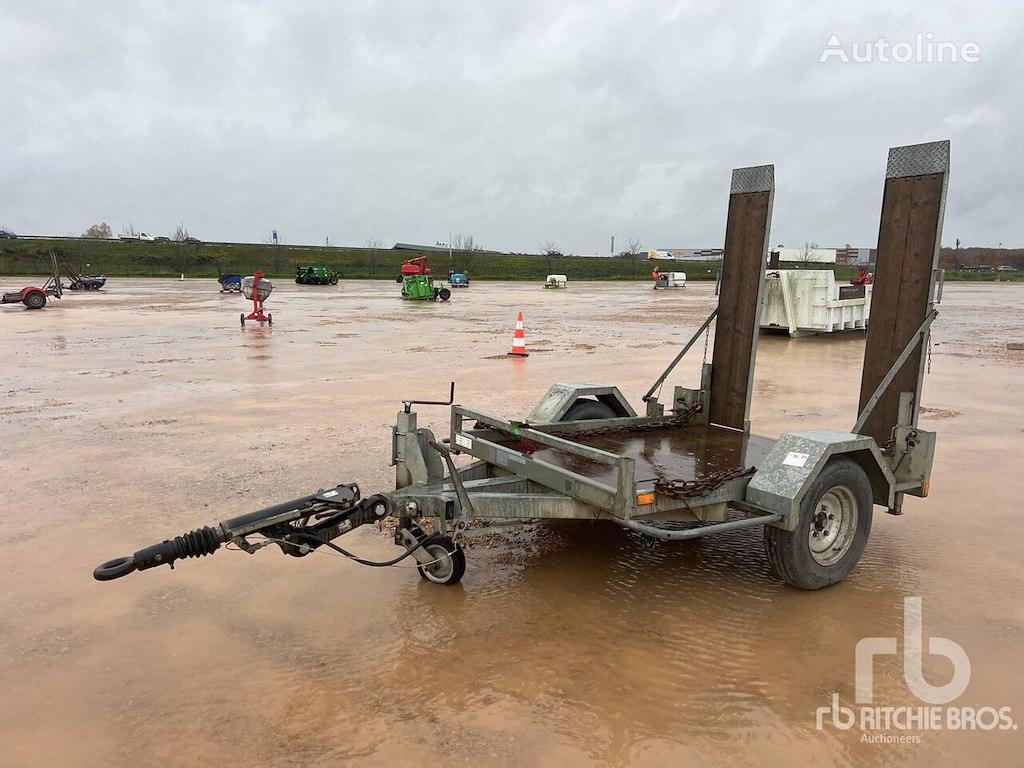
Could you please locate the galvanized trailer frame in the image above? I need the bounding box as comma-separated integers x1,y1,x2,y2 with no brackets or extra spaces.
389,140,949,585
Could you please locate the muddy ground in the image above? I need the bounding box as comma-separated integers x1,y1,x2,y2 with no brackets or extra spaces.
1,278,1022,767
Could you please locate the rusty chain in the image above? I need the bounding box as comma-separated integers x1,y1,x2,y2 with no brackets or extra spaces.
652,466,755,499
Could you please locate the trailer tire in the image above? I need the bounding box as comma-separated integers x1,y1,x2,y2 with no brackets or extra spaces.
240,313,245,326
763,456,872,590
561,399,616,421
438,288,451,301
417,535,466,585
23,290,46,309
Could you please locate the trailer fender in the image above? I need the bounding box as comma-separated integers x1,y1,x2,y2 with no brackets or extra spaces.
746,430,894,531
525,383,637,425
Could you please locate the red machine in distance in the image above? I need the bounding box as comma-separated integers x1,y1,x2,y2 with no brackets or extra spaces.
241,271,273,325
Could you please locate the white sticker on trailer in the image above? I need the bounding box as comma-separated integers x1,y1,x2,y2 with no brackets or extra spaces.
455,434,473,450
783,451,810,468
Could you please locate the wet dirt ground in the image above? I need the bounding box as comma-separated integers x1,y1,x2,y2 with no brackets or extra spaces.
1,278,1022,767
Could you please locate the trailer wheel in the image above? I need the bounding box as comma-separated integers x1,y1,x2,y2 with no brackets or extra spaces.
438,288,451,301
417,535,466,585
23,290,46,309
240,313,245,326
561,399,616,421
763,457,872,590
267,313,273,326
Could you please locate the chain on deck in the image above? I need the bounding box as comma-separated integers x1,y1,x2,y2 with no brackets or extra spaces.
470,401,757,499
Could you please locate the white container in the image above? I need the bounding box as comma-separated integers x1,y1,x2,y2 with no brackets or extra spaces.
544,274,568,289
760,269,871,336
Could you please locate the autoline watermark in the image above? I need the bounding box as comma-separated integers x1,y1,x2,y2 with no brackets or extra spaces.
820,34,981,64
817,597,1016,744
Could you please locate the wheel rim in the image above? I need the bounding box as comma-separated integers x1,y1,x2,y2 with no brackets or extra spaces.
421,543,454,583
808,484,858,566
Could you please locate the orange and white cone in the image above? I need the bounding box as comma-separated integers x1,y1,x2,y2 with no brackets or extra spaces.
509,311,529,357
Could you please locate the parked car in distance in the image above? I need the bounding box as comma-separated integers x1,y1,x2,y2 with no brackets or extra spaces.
118,232,155,242
183,237,202,245
997,265,1017,272
154,236,170,243
0,229,17,239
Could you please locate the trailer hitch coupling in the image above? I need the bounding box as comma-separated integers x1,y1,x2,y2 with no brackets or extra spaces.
93,484,394,581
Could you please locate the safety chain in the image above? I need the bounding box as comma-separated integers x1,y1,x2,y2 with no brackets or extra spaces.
652,466,756,500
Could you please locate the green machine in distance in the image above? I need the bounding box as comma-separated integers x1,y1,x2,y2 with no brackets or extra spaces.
295,266,340,285
397,257,451,301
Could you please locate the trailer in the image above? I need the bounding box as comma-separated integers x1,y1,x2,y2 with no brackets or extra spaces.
2,252,63,309
760,269,874,336
94,141,949,593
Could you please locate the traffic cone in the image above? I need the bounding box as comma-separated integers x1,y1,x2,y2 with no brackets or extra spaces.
509,311,529,357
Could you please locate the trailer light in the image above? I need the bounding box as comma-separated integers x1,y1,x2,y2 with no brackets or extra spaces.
922,481,929,497
636,492,656,506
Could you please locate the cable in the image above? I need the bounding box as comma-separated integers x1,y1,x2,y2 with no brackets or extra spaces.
254,536,457,570
286,530,452,568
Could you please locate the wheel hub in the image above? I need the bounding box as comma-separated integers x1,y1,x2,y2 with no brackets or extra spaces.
808,486,857,566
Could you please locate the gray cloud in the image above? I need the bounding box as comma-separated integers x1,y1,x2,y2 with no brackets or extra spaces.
1,0,1019,251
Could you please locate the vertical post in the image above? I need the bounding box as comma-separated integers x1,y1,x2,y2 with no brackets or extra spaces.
707,164,774,432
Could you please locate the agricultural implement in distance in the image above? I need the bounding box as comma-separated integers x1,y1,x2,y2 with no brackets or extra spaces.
61,259,106,291
398,257,451,301
295,265,340,285
95,141,948,592
2,252,62,309
240,272,272,325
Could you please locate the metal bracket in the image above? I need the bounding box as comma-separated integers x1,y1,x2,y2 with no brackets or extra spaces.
643,308,718,402
429,439,474,535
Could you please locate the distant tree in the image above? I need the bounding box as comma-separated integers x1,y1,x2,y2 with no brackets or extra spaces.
364,238,383,277
121,222,138,237
625,237,644,257
172,223,191,242
796,241,820,263
84,222,112,239
540,240,562,257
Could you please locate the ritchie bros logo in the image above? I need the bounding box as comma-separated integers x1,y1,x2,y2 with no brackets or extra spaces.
817,597,1016,743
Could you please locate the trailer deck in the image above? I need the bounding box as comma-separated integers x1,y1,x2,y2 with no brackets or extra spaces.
493,424,774,490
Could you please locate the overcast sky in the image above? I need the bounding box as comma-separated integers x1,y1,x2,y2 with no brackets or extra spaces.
1,0,1018,252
